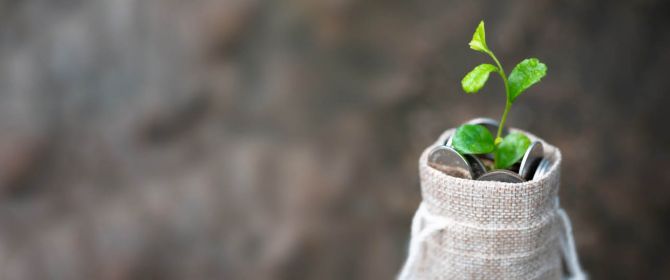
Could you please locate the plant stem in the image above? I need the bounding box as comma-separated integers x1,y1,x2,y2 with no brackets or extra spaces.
486,50,511,142
497,101,511,142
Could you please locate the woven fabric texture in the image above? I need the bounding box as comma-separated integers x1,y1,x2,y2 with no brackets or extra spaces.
401,128,564,279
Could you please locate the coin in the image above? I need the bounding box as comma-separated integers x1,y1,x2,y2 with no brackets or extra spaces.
445,118,507,159
445,135,453,147
532,158,551,180
519,141,544,180
465,117,509,138
427,146,473,179
477,170,526,183
479,157,495,171
465,118,508,160
465,154,487,179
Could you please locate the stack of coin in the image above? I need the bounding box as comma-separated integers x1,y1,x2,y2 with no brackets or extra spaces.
428,118,549,182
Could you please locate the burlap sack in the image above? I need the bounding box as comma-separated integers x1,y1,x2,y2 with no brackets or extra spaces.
399,129,586,280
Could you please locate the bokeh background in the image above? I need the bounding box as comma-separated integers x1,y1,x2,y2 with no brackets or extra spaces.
1,0,669,279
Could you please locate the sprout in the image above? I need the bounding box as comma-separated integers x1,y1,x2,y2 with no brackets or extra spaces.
453,20,547,169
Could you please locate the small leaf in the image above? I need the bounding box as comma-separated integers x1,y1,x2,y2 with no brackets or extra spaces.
462,64,498,94
469,21,489,53
452,124,496,155
507,58,547,102
494,132,531,169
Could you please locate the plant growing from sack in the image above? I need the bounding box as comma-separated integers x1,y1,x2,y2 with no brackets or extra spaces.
399,21,587,280
453,21,547,170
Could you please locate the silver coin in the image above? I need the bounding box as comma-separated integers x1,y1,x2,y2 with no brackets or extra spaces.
445,118,507,147
519,141,544,180
532,158,551,180
464,154,487,179
532,159,545,179
427,146,473,179
465,117,509,138
477,170,526,183
445,135,453,147
465,118,508,160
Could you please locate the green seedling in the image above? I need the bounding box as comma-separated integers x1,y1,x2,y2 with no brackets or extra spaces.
453,20,547,169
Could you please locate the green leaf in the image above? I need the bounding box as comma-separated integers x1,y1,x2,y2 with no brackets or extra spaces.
452,124,496,154
507,58,547,102
494,132,531,169
469,21,489,53
462,64,498,94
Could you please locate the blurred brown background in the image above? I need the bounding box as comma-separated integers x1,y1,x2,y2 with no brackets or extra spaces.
1,0,669,279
